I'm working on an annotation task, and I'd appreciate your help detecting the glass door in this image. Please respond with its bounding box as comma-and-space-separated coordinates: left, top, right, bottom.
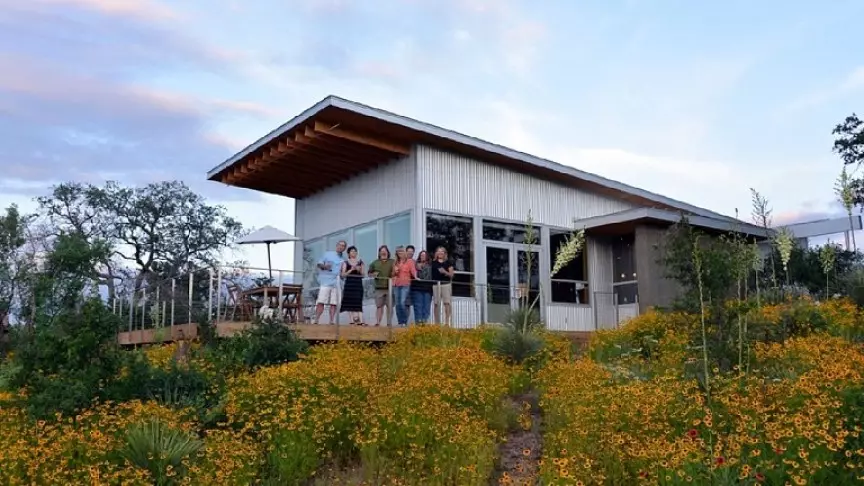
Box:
485, 245, 513, 324
516, 248, 541, 309
484, 244, 542, 324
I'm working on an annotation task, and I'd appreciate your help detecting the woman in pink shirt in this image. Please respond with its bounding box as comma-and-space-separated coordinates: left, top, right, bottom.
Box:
391, 245, 417, 326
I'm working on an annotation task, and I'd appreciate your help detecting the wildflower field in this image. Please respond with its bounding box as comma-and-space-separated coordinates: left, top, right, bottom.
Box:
1, 298, 864, 485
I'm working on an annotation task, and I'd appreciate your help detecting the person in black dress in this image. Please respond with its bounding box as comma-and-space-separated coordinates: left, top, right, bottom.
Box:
340, 246, 365, 325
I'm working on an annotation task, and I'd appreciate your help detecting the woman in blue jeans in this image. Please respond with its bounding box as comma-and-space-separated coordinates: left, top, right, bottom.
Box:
391, 246, 416, 326
410, 250, 433, 324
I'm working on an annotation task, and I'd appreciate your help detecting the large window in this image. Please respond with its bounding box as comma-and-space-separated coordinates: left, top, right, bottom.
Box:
353, 223, 378, 263
302, 239, 326, 285
384, 213, 412, 250
549, 231, 589, 304
327, 231, 351, 251
612, 234, 638, 305
426, 212, 474, 297
482, 220, 541, 245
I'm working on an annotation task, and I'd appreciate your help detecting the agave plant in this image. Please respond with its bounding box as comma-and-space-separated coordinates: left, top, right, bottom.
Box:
120, 419, 202, 485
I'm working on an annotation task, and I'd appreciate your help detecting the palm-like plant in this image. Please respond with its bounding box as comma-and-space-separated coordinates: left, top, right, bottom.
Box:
775, 228, 795, 286
120, 419, 202, 485
819, 243, 837, 297
835, 167, 857, 252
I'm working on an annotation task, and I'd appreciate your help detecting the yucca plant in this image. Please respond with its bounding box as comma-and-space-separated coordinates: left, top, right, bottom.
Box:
120, 419, 202, 485
819, 243, 837, 297
775, 227, 795, 287
836, 167, 857, 251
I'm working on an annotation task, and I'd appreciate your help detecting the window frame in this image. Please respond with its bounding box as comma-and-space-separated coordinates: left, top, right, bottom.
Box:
548, 230, 590, 306
425, 211, 476, 298
383, 212, 412, 252
611, 234, 638, 306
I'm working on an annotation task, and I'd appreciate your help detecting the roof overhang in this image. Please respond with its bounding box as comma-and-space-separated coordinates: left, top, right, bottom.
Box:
207, 96, 739, 222
781, 215, 862, 240
575, 207, 770, 239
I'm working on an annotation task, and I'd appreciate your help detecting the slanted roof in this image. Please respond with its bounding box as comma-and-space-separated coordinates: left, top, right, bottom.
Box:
575, 207, 770, 238
207, 95, 739, 223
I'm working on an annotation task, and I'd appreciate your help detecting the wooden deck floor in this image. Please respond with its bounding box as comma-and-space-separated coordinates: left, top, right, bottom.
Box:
116, 321, 593, 347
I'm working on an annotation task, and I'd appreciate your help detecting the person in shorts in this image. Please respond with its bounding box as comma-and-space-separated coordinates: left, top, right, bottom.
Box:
314, 240, 346, 324
367, 245, 394, 326
430, 246, 455, 325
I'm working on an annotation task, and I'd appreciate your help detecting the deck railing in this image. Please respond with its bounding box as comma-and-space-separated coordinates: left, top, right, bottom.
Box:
110, 264, 641, 340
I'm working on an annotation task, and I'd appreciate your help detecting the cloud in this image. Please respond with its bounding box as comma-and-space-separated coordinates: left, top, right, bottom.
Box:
0, 2, 271, 200
784, 66, 864, 113
32, 0, 179, 21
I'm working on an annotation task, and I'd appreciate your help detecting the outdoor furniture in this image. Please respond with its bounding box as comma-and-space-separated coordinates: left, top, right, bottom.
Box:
226, 284, 256, 321
243, 284, 304, 323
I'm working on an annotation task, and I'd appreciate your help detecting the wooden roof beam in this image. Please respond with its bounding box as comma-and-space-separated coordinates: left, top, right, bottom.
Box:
312, 121, 409, 155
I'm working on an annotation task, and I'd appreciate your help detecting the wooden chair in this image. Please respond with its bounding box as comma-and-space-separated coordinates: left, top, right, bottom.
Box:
281, 285, 303, 323
226, 284, 255, 321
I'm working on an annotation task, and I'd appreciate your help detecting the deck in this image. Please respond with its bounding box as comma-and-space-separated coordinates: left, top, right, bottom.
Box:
116, 321, 593, 347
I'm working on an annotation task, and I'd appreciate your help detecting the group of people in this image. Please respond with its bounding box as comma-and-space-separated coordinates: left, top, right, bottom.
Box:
313, 240, 455, 326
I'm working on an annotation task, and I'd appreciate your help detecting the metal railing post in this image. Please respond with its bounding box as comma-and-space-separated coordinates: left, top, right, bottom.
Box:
215, 268, 223, 322
207, 268, 213, 323
141, 288, 147, 329
335, 277, 342, 327
170, 279, 176, 326
154, 286, 160, 328
277, 270, 284, 322
187, 273, 193, 324
128, 293, 134, 333
387, 277, 393, 339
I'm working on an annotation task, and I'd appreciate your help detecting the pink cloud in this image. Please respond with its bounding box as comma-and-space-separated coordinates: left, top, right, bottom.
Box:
34, 0, 179, 21
0, 54, 274, 121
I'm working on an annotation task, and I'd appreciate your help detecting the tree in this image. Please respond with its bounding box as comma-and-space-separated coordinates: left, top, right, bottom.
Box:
832, 113, 864, 207
0, 205, 34, 337
38, 181, 244, 294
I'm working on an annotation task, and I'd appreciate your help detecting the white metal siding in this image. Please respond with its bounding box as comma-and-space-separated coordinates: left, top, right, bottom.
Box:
416, 145, 635, 228
296, 155, 415, 240
546, 305, 594, 332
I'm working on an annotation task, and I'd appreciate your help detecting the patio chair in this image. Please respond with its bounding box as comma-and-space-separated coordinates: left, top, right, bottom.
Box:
226, 283, 255, 321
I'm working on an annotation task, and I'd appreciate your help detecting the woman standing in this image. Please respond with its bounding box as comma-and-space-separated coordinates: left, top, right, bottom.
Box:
410, 250, 433, 324
339, 246, 365, 325
367, 245, 393, 326
391, 246, 416, 327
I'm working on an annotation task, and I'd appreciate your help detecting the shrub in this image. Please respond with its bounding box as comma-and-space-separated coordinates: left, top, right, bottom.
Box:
119, 419, 203, 486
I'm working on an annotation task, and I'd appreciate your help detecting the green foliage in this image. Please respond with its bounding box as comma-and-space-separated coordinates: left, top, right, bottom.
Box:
38, 181, 244, 291
0, 205, 32, 340
764, 244, 862, 297
662, 216, 740, 310
9, 298, 122, 418
483, 325, 544, 366
208, 316, 309, 371
119, 419, 202, 486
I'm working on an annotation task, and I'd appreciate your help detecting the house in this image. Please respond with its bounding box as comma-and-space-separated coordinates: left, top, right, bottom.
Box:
206, 96, 776, 331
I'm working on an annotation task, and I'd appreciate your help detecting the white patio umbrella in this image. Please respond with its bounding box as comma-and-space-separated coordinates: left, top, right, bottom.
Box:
235, 226, 301, 279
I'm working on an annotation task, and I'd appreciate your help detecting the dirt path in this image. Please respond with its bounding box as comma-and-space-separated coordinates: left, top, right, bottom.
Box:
491, 391, 543, 486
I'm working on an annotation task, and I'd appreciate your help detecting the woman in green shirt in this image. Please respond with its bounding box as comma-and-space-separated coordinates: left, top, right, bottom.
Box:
367, 245, 394, 326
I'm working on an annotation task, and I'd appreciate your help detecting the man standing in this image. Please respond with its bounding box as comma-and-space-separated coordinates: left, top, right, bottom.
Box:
314, 240, 346, 324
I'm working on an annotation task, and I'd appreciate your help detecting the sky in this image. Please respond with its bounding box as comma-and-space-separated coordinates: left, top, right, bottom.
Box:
1, 0, 862, 270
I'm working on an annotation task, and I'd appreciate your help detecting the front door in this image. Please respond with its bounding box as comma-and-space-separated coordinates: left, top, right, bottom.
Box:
484, 244, 541, 324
